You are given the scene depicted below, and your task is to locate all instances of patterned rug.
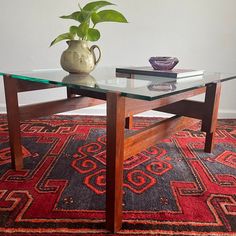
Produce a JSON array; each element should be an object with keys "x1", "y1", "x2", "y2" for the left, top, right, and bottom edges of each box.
[{"x1": 0, "y1": 115, "x2": 236, "y2": 236}]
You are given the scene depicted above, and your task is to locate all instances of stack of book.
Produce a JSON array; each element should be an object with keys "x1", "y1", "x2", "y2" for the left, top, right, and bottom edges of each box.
[{"x1": 116, "y1": 66, "x2": 204, "y2": 80}]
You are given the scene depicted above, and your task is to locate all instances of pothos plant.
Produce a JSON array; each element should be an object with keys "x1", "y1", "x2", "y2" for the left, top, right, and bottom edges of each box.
[{"x1": 50, "y1": 0, "x2": 128, "y2": 46}]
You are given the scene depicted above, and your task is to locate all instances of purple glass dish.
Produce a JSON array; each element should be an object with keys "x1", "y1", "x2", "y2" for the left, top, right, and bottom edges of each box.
[{"x1": 149, "y1": 57, "x2": 179, "y2": 70}]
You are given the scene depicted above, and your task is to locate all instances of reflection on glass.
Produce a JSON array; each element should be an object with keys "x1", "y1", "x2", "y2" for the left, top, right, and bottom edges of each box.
[
  {"x1": 62, "y1": 73, "x2": 97, "y2": 88},
  {"x1": 147, "y1": 81, "x2": 176, "y2": 92}
]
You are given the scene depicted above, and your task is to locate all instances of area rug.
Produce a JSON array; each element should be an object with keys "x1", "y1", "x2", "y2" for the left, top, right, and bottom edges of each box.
[{"x1": 0, "y1": 114, "x2": 235, "y2": 236}]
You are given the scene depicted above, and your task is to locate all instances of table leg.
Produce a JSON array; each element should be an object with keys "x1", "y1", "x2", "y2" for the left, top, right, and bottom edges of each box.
[
  {"x1": 106, "y1": 92, "x2": 125, "y2": 233},
  {"x1": 125, "y1": 114, "x2": 133, "y2": 129},
  {"x1": 3, "y1": 75, "x2": 23, "y2": 170},
  {"x1": 201, "y1": 82, "x2": 221, "y2": 153},
  {"x1": 67, "y1": 87, "x2": 77, "y2": 98}
]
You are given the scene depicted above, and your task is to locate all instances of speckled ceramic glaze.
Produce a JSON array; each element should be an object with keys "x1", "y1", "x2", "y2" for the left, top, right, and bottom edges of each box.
[{"x1": 60, "y1": 40, "x2": 101, "y2": 74}]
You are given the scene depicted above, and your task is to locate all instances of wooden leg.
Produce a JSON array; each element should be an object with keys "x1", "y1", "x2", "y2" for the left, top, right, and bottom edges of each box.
[
  {"x1": 106, "y1": 92, "x2": 125, "y2": 233},
  {"x1": 125, "y1": 75, "x2": 135, "y2": 129},
  {"x1": 67, "y1": 87, "x2": 77, "y2": 98},
  {"x1": 3, "y1": 75, "x2": 23, "y2": 170},
  {"x1": 201, "y1": 82, "x2": 221, "y2": 153},
  {"x1": 125, "y1": 114, "x2": 133, "y2": 129},
  {"x1": 204, "y1": 132, "x2": 216, "y2": 152}
]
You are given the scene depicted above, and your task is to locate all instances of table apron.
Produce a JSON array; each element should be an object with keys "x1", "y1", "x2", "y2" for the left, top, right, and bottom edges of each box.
[{"x1": 124, "y1": 86, "x2": 206, "y2": 116}]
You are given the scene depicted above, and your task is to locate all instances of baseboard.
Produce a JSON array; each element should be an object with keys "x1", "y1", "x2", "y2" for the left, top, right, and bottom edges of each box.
[
  {"x1": 0, "y1": 104, "x2": 236, "y2": 119},
  {"x1": 0, "y1": 104, "x2": 6, "y2": 113},
  {"x1": 218, "y1": 109, "x2": 236, "y2": 119}
]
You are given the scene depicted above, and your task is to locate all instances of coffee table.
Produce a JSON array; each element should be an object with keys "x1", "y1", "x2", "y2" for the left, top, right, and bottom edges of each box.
[{"x1": 0, "y1": 68, "x2": 236, "y2": 232}]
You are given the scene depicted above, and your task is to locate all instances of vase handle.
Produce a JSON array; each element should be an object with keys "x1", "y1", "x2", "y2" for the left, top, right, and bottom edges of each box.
[{"x1": 90, "y1": 45, "x2": 101, "y2": 65}]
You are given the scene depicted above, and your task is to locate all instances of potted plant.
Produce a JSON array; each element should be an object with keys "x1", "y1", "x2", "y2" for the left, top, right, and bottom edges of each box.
[{"x1": 50, "y1": 0, "x2": 128, "y2": 74}]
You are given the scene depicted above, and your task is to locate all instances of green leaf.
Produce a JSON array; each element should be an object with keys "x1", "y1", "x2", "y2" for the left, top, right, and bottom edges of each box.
[
  {"x1": 50, "y1": 33, "x2": 74, "y2": 46},
  {"x1": 80, "y1": 9, "x2": 93, "y2": 22},
  {"x1": 92, "y1": 10, "x2": 128, "y2": 25},
  {"x1": 91, "y1": 12, "x2": 100, "y2": 24},
  {"x1": 70, "y1": 26, "x2": 79, "y2": 35},
  {"x1": 77, "y1": 22, "x2": 89, "y2": 39},
  {"x1": 83, "y1": 1, "x2": 114, "y2": 12},
  {"x1": 60, "y1": 11, "x2": 83, "y2": 23},
  {"x1": 87, "y1": 28, "x2": 101, "y2": 41}
]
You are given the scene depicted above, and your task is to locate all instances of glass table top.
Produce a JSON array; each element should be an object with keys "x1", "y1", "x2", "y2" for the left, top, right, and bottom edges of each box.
[{"x1": 1, "y1": 68, "x2": 236, "y2": 101}]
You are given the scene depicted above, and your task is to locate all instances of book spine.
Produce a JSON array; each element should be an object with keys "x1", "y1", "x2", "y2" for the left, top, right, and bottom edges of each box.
[{"x1": 116, "y1": 69, "x2": 177, "y2": 78}]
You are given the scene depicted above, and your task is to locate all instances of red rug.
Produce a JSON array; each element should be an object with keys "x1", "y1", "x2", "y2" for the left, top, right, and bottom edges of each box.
[{"x1": 0, "y1": 115, "x2": 236, "y2": 235}]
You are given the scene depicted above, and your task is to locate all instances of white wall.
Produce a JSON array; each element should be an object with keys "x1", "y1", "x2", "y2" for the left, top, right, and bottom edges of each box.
[{"x1": 0, "y1": 0, "x2": 236, "y2": 117}]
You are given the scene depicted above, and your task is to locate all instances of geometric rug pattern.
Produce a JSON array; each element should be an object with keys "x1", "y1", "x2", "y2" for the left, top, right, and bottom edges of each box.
[{"x1": 0, "y1": 115, "x2": 235, "y2": 235}]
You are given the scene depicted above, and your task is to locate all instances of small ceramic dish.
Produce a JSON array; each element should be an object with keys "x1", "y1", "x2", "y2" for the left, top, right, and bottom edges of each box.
[{"x1": 149, "y1": 57, "x2": 179, "y2": 70}]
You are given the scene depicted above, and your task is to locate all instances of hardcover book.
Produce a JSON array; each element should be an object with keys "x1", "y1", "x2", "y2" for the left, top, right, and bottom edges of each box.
[{"x1": 116, "y1": 66, "x2": 204, "y2": 79}]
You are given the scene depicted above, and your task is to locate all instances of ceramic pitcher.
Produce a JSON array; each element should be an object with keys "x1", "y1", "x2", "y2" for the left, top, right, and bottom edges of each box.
[{"x1": 60, "y1": 40, "x2": 101, "y2": 74}]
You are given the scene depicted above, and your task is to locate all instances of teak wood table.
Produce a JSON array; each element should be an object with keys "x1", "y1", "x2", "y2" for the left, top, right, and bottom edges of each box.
[{"x1": 1, "y1": 68, "x2": 236, "y2": 232}]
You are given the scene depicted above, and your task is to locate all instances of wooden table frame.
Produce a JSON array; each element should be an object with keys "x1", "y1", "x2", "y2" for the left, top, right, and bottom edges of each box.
[{"x1": 3, "y1": 74, "x2": 221, "y2": 232}]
